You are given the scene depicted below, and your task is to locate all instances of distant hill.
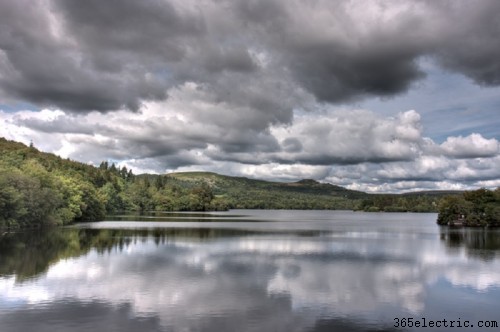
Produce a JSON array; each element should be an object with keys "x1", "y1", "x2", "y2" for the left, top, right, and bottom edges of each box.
[
  {"x1": 163, "y1": 172, "x2": 456, "y2": 212},
  {"x1": 163, "y1": 171, "x2": 368, "y2": 210},
  {"x1": 163, "y1": 172, "x2": 454, "y2": 212},
  {"x1": 167, "y1": 172, "x2": 366, "y2": 197}
]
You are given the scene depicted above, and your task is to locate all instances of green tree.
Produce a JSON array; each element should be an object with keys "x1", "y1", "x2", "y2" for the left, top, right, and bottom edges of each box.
[
  {"x1": 437, "y1": 188, "x2": 500, "y2": 226},
  {"x1": 98, "y1": 182, "x2": 127, "y2": 213},
  {"x1": 0, "y1": 170, "x2": 24, "y2": 227},
  {"x1": 437, "y1": 195, "x2": 472, "y2": 225},
  {"x1": 190, "y1": 183, "x2": 214, "y2": 211},
  {"x1": 127, "y1": 178, "x2": 154, "y2": 212}
]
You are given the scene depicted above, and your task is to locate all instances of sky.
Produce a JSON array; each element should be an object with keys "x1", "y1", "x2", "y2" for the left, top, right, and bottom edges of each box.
[{"x1": 0, "y1": 0, "x2": 499, "y2": 193}]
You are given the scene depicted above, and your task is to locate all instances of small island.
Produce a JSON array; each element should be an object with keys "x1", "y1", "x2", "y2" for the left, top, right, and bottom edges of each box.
[{"x1": 437, "y1": 188, "x2": 500, "y2": 227}]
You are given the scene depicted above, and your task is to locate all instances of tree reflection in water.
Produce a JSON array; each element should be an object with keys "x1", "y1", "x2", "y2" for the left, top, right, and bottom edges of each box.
[
  {"x1": 0, "y1": 227, "x2": 258, "y2": 281},
  {"x1": 440, "y1": 227, "x2": 500, "y2": 261}
]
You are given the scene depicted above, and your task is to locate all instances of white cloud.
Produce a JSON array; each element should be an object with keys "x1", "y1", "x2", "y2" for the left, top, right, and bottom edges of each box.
[
  {"x1": 2, "y1": 103, "x2": 499, "y2": 193},
  {"x1": 441, "y1": 133, "x2": 499, "y2": 158},
  {"x1": 270, "y1": 109, "x2": 422, "y2": 165}
]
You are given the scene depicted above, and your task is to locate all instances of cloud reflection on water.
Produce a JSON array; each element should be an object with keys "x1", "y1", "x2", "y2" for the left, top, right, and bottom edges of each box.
[{"x1": 1, "y1": 213, "x2": 500, "y2": 331}]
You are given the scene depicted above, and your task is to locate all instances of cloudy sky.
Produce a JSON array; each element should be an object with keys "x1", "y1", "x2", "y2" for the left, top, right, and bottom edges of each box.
[{"x1": 1, "y1": 0, "x2": 499, "y2": 192}]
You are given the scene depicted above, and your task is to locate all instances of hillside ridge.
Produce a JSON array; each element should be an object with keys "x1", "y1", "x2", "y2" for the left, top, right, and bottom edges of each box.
[
  {"x1": 1, "y1": 136, "x2": 448, "y2": 227},
  {"x1": 165, "y1": 171, "x2": 366, "y2": 200}
]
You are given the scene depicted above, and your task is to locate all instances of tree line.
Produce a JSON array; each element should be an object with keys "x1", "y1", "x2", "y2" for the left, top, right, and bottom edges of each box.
[
  {"x1": 355, "y1": 194, "x2": 438, "y2": 212},
  {"x1": 2, "y1": 137, "x2": 476, "y2": 229},
  {"x1": 0, "y1": 138, "x2": 225, "y2": 229},
  {"x1": 437, "y1": 188, "x2": 500, "y2": 227}
]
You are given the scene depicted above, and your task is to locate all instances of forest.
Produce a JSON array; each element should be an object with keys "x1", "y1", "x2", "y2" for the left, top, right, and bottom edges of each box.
[
  {"x1": 1, "y1": 137, "x2": 458, "y2": 229},
  {"x1": 0, "y1": 138, "x2": 225, "y2": 228},
  {"x1": 437, "y1": 188, "x2": 500, "y2": 227}
]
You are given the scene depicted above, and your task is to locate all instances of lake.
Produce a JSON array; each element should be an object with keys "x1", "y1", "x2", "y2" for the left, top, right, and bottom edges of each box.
[{"x1": 1, "y1": 210, "x2": 500, "y2": 331}]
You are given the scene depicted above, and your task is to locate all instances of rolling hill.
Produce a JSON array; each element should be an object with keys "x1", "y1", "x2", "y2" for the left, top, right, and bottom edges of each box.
[{"x1": 163, "y1": 171, "x2": 368, "y2": 210}]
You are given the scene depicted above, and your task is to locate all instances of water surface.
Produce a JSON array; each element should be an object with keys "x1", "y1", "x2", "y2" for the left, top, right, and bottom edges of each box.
[{"x1": 1, "y1": 210, "x2": 500, "y2": 331}]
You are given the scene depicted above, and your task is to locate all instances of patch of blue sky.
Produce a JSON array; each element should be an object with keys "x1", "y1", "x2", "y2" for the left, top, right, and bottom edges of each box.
[
  {"x1": 356, "y1": 59, "x2": 500, "y2": 142},
  {"x1": 0, "y1": 102, "x2": 39, "y2": 113},
  {"x1": 423, "y1": 106, "x2": 500, "y2": 142}
]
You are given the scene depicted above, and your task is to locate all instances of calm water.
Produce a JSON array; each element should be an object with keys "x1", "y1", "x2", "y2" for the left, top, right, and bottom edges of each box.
[{"x1": 1, "y1": 210, "x2": 500, "y2": 331}]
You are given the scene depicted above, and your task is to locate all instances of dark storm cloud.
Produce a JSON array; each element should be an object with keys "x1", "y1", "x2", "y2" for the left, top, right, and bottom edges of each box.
[
  {"x1": 202, "y1": 46, "x2": 257, "y2": 73},
  {"x1": 11, "y1": 113, "x2": 102, "y2": 135},
  {"x1": 235, "y1": 0, "x2": 287, "y2": 25},
  {"x1": 2, "y1": 0, "x2": 500, "y2": 115},
  {"x1": 0, "y1": 0, "x2": 196, "y2": 112},
  {"x1": 290, "y1": 47, "x2": 425, "y2": 104},
  {"x1": 53, "y1": 0, "x2": 205, "y2": 63},
  {"x1": 282, "y1": 138, "x2": 302, "y2": 153},
  {"x1": 232, "y1": 0, "x2": 500, "y2": 103},
  {"x1": 434, "y1": 0, "x2": 500, "y2": 86},
  {"x1": 231, "y1": 0, "x2": 431, "y2": 103}
]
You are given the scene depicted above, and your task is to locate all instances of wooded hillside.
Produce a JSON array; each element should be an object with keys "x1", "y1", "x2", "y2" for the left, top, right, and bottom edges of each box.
[{"x1": 1, "y1": 137, "x2": 453, "y2": 229}]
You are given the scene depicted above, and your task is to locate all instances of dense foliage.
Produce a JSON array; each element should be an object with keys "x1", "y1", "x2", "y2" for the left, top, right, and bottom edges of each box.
[
  {"x1": 164, "y1": 173, "x2": 448, "y2": 212},
  {"x1": 0, "y1": 138, "x2": 225, "y2": 229},
  {"x1": 355, "y1": 193, "x2": 440, "y2": 212},
  {"x1": 164, "y1": 173, "x2": 365, "y2": 210},
  {"x1": 437, "y1": 188, "x2": 500, "y2": 226},
  {"x1": 1, "y1": 137, "x2": 455, "y2": 229},
  {"x1": 1, "y1": 139, "x2": 106, "y2": 228}
]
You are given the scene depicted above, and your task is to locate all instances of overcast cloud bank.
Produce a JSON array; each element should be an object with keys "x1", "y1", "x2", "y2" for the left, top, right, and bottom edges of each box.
[
  {"x1": 1, "y1": 0, "x2": 499, "y2": 192},
  {"x1": 2, "y1": 105, "x2": 499, "y2": 192}
]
